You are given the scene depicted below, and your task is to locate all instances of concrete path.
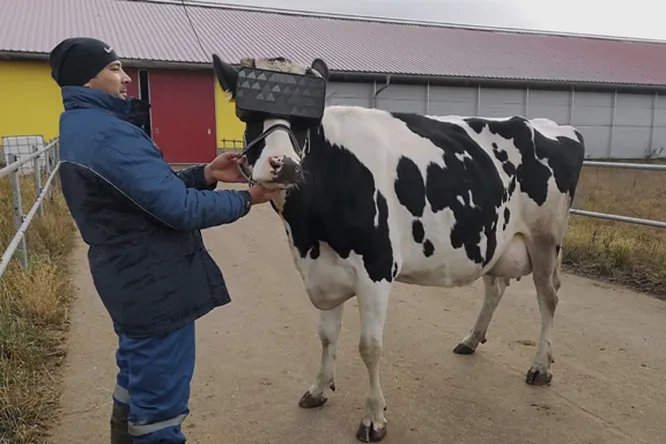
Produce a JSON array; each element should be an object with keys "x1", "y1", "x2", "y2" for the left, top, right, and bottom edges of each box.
[{"x1": 48, "y1": 186, "x2": 666, "y2": 444}]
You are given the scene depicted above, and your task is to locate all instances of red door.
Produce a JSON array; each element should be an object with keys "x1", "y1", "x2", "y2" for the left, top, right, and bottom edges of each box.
[{"x1": 148, "y1": 70, "x2": 217, "y2": 164}]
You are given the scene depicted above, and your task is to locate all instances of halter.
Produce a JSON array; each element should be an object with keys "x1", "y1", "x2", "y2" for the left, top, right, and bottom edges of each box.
[{"x1": 237, "y1": 121, "x2": 311, "y2": 186}]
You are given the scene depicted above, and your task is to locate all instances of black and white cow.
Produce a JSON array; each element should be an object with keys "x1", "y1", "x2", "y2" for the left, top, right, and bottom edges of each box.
[{"x1": 212, "y1": 54, "x2": 586, "y2": 442}]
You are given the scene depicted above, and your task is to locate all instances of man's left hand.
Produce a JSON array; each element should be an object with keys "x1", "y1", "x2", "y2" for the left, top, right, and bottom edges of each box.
[{"x1": 204, "y1": 152, "x2": 248, "y2": 185}]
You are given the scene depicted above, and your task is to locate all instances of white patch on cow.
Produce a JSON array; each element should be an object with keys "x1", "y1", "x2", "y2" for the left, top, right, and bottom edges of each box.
[
  {"x1": 248, "y1": 118, "x2": 301, "y2": 186},
  {"x1": 531, "y1": 117, "x2": 582, "y2": 142},
  {"x1": 240, "y1": 57, "x2": 309, "y2": 75},
  {"x1": 373, "y1": 189, "x2": 380, "y2": 227},
  {"x1": 467, "y1": 189, "x2": 476, "y2": 208}
]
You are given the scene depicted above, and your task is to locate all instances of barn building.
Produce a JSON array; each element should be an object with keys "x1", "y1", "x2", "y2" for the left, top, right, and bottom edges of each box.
[{"x1": 2, "y1": 0, "x2": 666, "y2": 164}]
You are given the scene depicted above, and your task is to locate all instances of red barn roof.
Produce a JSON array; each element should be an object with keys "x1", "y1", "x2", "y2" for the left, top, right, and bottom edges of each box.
[{"x1": 1, "y1": 0, "x2": 666, "y2": 88}]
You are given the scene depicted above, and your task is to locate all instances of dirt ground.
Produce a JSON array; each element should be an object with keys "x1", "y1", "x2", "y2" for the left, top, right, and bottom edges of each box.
[{"x1": 47, "y1": 184, "x2": 666, "y2": 444}]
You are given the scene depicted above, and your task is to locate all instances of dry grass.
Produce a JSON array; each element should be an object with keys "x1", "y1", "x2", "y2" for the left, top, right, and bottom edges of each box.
[
  {"x1": 563, "y1": 160, "x2": 666, "y2": 297},
  {"x1": 0, "y1": 170, "x2": 76, "y2": 443}
]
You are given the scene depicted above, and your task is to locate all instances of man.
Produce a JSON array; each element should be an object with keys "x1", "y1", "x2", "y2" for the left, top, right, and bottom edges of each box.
[{"x1": 49, "y1": 37, "x2": 281, "y2": 444}]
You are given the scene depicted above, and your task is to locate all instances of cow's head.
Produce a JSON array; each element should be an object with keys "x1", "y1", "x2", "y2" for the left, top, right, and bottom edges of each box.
[{"x1": 212, "y1": 54, "x2": 330, "y2": 189}]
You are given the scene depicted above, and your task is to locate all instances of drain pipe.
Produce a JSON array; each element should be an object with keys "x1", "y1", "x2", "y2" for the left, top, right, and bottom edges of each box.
[{"x1": 373, "y1": 75, "x2": 391, "y2": 108}]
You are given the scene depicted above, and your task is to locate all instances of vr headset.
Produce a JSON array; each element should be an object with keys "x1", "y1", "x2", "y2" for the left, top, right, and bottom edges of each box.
[{"x1": 233, "y1": 66, "x2": 328, "y2": 127}]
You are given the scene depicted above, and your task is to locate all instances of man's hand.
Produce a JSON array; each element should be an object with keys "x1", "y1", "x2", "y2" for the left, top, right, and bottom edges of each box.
[
  {"x1": 248, "y1": 184, "x2": 283, "y2": 204},
  {"x1": 203, "y1": 152, "x2": 248, "y2": 185}
]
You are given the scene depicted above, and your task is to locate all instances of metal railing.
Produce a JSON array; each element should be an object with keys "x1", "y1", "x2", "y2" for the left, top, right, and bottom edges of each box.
[
  {"x1": 0, "y1": 138, "x2": 61, "y2": 279},
  {"x1": 570, "y1": 160, "x2": 666, "y2": 229},
  {"x1": 218, "y1": 138, "x2": 243, "y2": 154}
]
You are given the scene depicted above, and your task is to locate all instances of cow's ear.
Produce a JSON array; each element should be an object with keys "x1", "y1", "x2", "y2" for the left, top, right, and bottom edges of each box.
[
  {"x1": 311, "y1": 58, "x2": 329, "y2": 81},
  {"x1": 212, "y1": 53, "x2": 238, "y2": 97}
]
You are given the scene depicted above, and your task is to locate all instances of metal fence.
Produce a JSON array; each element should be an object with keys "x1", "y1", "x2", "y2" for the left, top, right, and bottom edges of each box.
[
  {"x1": 1, "y1": 135, "x2": 663, "y2": 282},
  {"x1": 571, "y1": 160, "x2": 666, "y2": 229},
  {"x1": 218, "y1": 138, "x2": 243, "y2": 154},
  {"x1": 0, "y1": 138, "x2": 61, "y2": 279}
]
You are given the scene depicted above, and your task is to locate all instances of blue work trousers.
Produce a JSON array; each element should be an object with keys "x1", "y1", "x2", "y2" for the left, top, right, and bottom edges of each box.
[{"x1": 112, "y1": 322, "x2": 195, "y2": 444}]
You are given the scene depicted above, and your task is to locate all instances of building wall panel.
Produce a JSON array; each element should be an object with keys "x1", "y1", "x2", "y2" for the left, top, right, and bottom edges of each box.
[
  {"x1": 0, "y1": 61, "x2": 63, "y2": 142},
  {"x1": 568, "y1": 91, "x2": 614, "y2": 157},
  {"x1": 376, "y1": 84, "x2": 426, "y2": 113},
  {"x1": 612, "y1": 92, "x2": 653, "y2": 158},
  {"x1": 528, "y1": 89, "x2": 571, "y2": 123},
  {"x1": 428, "y1": 86, "x2": 477, "y2": 116},
  {"x1": 326, "y1": 82, "x2": 374, "y2": 107},
  {"x1": 652, "y1": 96, "x2": 666, "y2": 157},
  {"x1": 479, "y1": 87, "x2": 526, "y2": 117},
  {"x1": 652, "y1": 128, "x2": 666, "y2": 155}
]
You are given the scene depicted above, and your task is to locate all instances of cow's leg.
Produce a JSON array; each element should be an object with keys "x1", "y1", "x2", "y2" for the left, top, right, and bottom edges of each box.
[
  {"x1": 525, "y1": 238, "x2": 559, "y2": 386},
  {"x1": 453, "y1": 275, "x2": 507, "y2": 355},
  {"x1": 299, "y1": 303, "x2": 344, "y2": 408},
  {"x1": 355, "y1": 281, "x2": 390, "y2": 443}
]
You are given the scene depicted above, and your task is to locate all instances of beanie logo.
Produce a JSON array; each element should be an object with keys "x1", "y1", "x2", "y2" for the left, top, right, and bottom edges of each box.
[{"x1": 104, "y1": 46, "x2": 113, "y2": 53}]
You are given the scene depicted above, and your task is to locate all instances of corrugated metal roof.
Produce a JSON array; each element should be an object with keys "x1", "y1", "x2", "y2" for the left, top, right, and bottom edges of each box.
[{"x1": 1, "y1": 0, "x2": 666, "y2": 87}]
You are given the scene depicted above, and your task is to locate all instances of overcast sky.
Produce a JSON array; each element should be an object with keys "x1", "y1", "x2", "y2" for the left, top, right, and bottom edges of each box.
[{"x1": 202, "y1": 0, "x2": 666, "y2": 41}]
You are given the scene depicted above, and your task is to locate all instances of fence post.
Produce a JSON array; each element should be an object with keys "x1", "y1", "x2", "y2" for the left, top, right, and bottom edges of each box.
[
  {"x1": 49, "y1": 140, "x2": 58, "y2": 201},
  {"x1": 33, "y1": 145, "x2": 44, "y2": 217},
  {"x1": 8, "y1": 153, "x2": 29, "y2": 268}
]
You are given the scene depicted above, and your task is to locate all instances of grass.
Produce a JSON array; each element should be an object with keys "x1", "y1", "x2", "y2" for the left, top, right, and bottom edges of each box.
[
  {"x1": 0, "y1": 168, "x2": 76, "y2": 443},
  {"x1": 563, "y1": 160, "x2": 666, "y2": 298}
]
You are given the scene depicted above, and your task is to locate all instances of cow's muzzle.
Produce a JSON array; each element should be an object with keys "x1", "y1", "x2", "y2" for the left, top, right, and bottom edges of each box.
[
  {"x1": 238, "y1": 122, "x2": 310, "y2": 186},
  {"x1": 269, "y1": 156, "x2": 302, "y2": 184}
]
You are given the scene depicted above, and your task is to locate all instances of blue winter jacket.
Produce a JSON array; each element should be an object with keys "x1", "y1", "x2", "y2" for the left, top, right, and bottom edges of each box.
[{"x1": 57, "y1": 86, "x2": 252, "y2": 338}]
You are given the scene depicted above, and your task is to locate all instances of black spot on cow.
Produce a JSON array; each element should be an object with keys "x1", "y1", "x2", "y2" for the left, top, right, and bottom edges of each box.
[
  {"x1": 392, "y1": 262, "x2": 398, "y2": 278},
  {"x1": 467, "y1": 119, "x2": 485, "y2": 134},
  {"x1": 502, "y1": 162, "x2": 516, "y2": 176},
  {"x1": 423, "y1": 240, "x2": 435, "y2": 257},
  {"x1": 508, "y1": 175, "x2": 517, "y2": 196},
  {"x1": 533, "y1": 129, "x2": 586, "y2": 205},
  {"x1": 493, "y1": 146, "x2": 508, "y2": 162},
  {"x1": 412, "y1": 220, "x2": 425, "y2": 243},
  {"x1": 392, "y1": 112, "x2": 505, "y2": 266},
  {"x1": 503, "y1": 208, "x2": 510, "y2": 230},
  {"x1": 491, "y1": 143, "x2": 517, "y2": 177},
  {"x1": 465, "y1": 117, "x2": 551, "y2": 206},
  {"x1": 395, "y1": 156, "x2": 426, "y2": 218},
  {"x1": 280, "y1": 126, "x2": 394, "y2": 283},
  {"x1": 309, "y1": 242, "x2": 320, "y2": 259}
]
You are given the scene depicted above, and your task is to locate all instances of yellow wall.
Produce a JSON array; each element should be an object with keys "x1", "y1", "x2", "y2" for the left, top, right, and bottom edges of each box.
[
  {"x1": 214, "y1": 79, "x2": 245, "y2": 149},
  {"x1": 1, "y1": 60, "x2": 245, "y2": 150},
  {"x1": 0, "y1": 60, "x2": 63, "y2": 143}
]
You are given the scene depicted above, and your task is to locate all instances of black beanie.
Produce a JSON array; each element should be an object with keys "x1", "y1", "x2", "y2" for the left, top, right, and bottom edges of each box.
[{"x1": 49, "y1": 37, "x2": 120, "y2": 87}]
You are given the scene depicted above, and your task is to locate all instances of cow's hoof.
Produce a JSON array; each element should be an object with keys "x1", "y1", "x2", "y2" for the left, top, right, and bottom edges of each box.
[
  {"x1": 453, "y1": 343, "x2": 476, "y2": 355},
  {"x1": 356, "y1": 421, "x2": 387, "y2": 442},
  {"x1": 298, "y1": 390, "x2": 328, "y2": 408},
  {"x1": 525, "y1": 367, "x2": 553, "y2": 386}
]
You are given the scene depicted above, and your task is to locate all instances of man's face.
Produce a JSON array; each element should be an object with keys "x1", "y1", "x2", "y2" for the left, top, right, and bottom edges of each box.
[{"x1": 85, "y1": 60, "x2": 131, "y2": 99}]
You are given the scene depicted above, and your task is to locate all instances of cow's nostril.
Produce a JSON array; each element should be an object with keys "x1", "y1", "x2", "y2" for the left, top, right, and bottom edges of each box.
[{"x1": 270, "y1": 158, "x2": 282, "y2": 169}]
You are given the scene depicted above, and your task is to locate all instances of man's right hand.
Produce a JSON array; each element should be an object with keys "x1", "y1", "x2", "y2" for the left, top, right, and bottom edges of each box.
[{"x1": 247, "y1": 184, "x2": 283, "y2": 205}]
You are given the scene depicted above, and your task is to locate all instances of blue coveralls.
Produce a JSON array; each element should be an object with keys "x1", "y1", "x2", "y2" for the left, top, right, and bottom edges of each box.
[{"x1": 56, "y1": 86, "x2": 253, "y2": 443}]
